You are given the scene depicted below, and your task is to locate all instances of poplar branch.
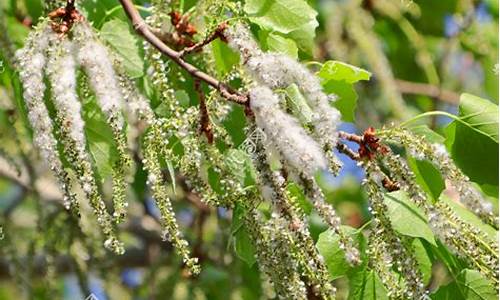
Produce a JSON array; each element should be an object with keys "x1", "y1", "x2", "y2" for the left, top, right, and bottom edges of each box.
[
  {"x1": 395, "y1": 79, "x2": 460, "y2": 104},
  {"x1": 118, "y1": 0, "x2": 248, "y2": 105}
]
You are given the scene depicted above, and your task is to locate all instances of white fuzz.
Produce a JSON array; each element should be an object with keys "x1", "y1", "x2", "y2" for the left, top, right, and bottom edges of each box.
[
  {"x1": 15, "y1": 23, "x2": 74, "y2": 208},
  {"x1": 246, "y1": 53, "x2": 341, "y2": 144},
  {"x1": 119, "y1": 74, "x2": 155, "y2": 125},
  {"x1": 74, "y1": 22, "x2": 124, "y2": 124},
  {"x1": 46, "y1": 39, "x2": 86, "y2": 148},
  {"x1": 225, "y1": 24, "x2": 342, "y2": 169},
  {"x1": 250, "y1": 86, "x2": 327, "y2": 177},
  {"x1": 224, "y1": 23, "x2": 262, "y2": 61}
]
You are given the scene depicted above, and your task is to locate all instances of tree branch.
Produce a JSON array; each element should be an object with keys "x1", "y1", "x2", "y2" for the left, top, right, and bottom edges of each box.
[
  {"x1": 395, "y1": 79, "x2": 460, "y2": 104},
  {"x1": 117, "y1": 0, "x2": 248, "y2": 105}
]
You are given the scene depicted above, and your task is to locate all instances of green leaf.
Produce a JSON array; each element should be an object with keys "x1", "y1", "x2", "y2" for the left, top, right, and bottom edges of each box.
[
  {"x1": 244, "y1": 0, "x2": 318, "y2": 35},
  {"x1": 174, "y1": 90, "x2": 190, "y2": 108},
  {"x1": 412, "y1": 239, "x2": 432, "y2": 285},
  {"x1": 408, "y1": 125, "x2": 445, "y2": 144},
  {"x1": 383, "y1": 191, "x2": 436, "y2": 246},
  {"x1": 319, "y1": 61, "x2": 371, "y2": 122},
  {"x1": 322, "y1": 80, "x2": 358, "y2": 122},
  {"x1": 211, "y1": 39, "x2": 239, "y2": 77},
  {"x1": 349, "y1": 270, "x2": 388, "y2": 300},
  {"x1": 445, "y1": 94, "x2": 499, "y2": 185},
  {"x1": 6, "y1": 16, "x2": 29, "y2": 47},
  {"x1": 440, "y1": 194, "x2": 498, "y2": 242},
  {"x1": 407, "y1": 156, "x2": 445, "y2": 202},
  {"x1": 286, "y1": 182, "x2": 313, "y2": 214},
  {"x1": 82, "y1": 100, "x2": 118, "y2": 180},
  {"x1": 316, "y1": 226, "x2": 358, "y2": 280},
  {"x1": 285, "y1": 84, "x2": 314, "y2": 124},
  {"x1": 455, "y1": 269, "x2": 497, "y2": 300},
  {"x1": 266, "y1": 33, "x2": 298, "y2": 59},
  {"x1": 459, "y1": 94, "x2": 498, "y2": 143},
  {"x1": 286, "y1": 19, "x2": 317, "y2": 53},
  {"x1": 231, "y1": 204, "x2": 256, "y2": 267},
  {"x1": 244, "y1": 0, "x2": 318, "y2": 54},
  {"x1": 318, "y1": 61, "x2": 372, "y2": 84},
  {"x1": 100, "y1": 19, "x2": 144, "y2": 78},
  {"x1": 431, "y1": 281, "x2": 464, "y2": 300},
  {"x1": 24, "y1": 0, "x2": 43, "y2": 23}
]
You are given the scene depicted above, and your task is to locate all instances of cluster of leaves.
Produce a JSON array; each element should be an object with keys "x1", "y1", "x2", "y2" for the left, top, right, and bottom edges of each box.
[{"x1": 0, "y1": 0, "x2": 498, "y2": 299}]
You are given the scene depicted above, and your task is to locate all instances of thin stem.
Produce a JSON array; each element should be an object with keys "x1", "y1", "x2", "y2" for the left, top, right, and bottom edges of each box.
[
  {"x1": 336, "y1": 142, "x2": 360, "y2": 161},
  {"x1": 118, "y1": 0, "x2": 248, "y2": 105}
]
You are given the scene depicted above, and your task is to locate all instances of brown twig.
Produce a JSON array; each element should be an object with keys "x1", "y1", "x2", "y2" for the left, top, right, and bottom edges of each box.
[
  {"x1": 336, "y1": 142, "x2": 360, "y2": 161},
  {"x1": 395, "y1": 79, "x2": 460, "y2": 104},
  {"x1": 337, "y1": 136, "x2": 400, "y2": 192},
  {"x1": 194, "y1": 79, "x2": 214, "y2": 144},
  {"x1": 178, "y1": 22, "x2": 228, "y2": 57},
  {"x1": 118, "y1": 0, "x2": 248, "y2": 105},
  {"x1": 338, "y1": 131, "x2": 363, "y2": 144},
  {"x1": 338, "y1": 128, "x2": 388, "y2": 160}
]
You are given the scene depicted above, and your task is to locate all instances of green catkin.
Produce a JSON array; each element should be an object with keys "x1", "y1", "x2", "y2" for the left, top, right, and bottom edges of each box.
[
  {"x1": 143, "y1": 124, "x2": 200, "y2": 275},
  {"x1": 299, "y1": 175, "x2": 361, "y2": 265},
  {"x1": 245, "y1": 211, "x2": 309, "y2": 300},
  {"x1": 363, "y1": 160, "x2": 427, "y2": 299},
  {"x1": 375, "y1": 131, "x2": 499, "y2": 286},
  {"x1": 250, "y1": 128, "x2": 336, "y2": 300},
  {"x1": 366, "y1": 229, "x2": 403, "y2": 298},
  {"x1": 380, "y1": 127, "x2": 498, "y2": 228},
  {"x1": 109, "y1": 117, "x2": 131, "y2": 224},
  {"x1": 54, "y1": 113, "x2": 123, "y2": 254}
]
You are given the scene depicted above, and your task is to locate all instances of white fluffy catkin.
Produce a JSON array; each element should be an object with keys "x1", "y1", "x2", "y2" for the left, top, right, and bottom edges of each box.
[
  {"x1": 225, "y1": 24, "x2": 342, "y2": 171},
  {"x1": 73, "y1": 22, "x2": 124, "y2": 125},
  {"x1": 46, "y1": 38, "x2": 86, "y2": 150},
  {"x1": 45, "y1": 36, "x2": 124, "y2": 254},
  {"x1": 249, "y1": 86, "x2": 327, "y2": 177},
  {"x1": 15, "y1": 22, "x2": 76, "y2": 210},
  {"x1": 73, "y1": 21, "x2": 130, "y2": 223}
]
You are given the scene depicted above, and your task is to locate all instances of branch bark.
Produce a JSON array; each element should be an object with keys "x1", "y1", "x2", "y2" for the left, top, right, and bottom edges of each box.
[
  {"x1": 395, "y1": 79, "x2": 460, "y2": 104},
  {"x1": 117, "y1": 0, "x2": 248, "y2": 105}
]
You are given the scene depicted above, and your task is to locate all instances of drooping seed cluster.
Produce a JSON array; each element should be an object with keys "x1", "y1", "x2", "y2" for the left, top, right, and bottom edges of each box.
[
  {"x1": 227, "y1": 22, "x2": 360, "y2": 262},
  {"x1": 12, "y1": 10, "x2": 499, "y2": 298},
  {"x1": 246, "y1": 74, "x2": 361, "y2": 268},
  {"x1": 16, "y1": 20, "x2": 128, "y2": 254},
  {"x1": 220, "y1": 23, "x2": 368, "y2": 297},
  {"x1": 15, "y1": 21, "x2": 78, "y2": 214},
  {"x1": 224, "y1": 23, "x2": 343, "y2": 174},
  {"x1": 247, "y1": 133, "x2": 336, "y2": 299},
  {"x1": 376, "y1": 127, "x2": 499, "y2": 286},
  {"x1": 246, "y1": 211, "x2": 309, "y2": 300},
  {"x1": 249, "y1": 86, "x2": 328, "y2": 177},
  {"x1": 74, "y1": 22, "x2": 131, "y2": 223},
  {"x1": 142, "y1": 123, "x2": 200, "y2": 274},
  {"x1": 381, "y1": 127, "x2": 498, "y2": 228},
  {"x1": 362, "y1": 160, "x2": 427, "y2": 299}
]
